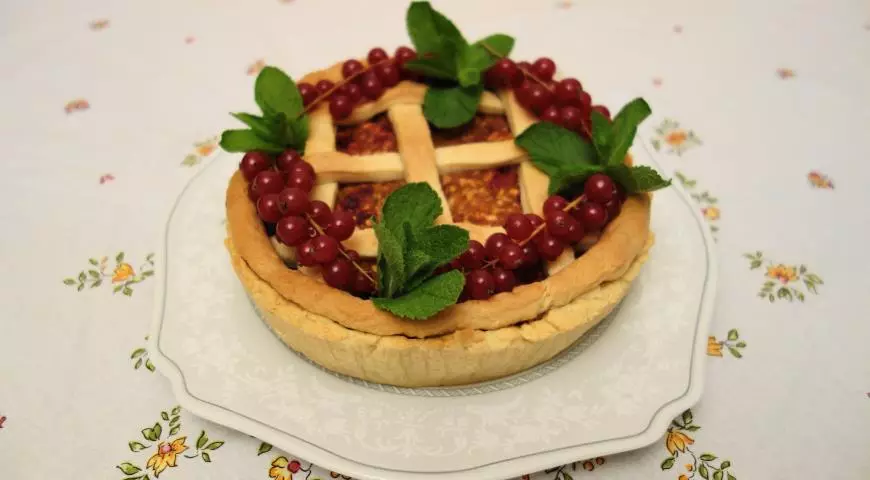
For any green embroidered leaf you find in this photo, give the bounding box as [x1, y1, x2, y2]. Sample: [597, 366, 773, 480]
[169, 416, 180, 426]
[257, 442, 273, 455]
[161, 411, 169, 421]
[141, 426, 158, 442]
[720, 460, 732, 469]
[423, 84, 483, 128]
[201, 452, 211, 463]
[128, 441, 147, 452]
[123, 286, 133, 297]
[515, 122, 598, 177]
[735, 341, 746, 348]
[728, 473, 737, 480]
[145, 359, 155, 372]
[727, 329, 739, 341]
[682, 410, 693, 425]
[606, 98, 651, 166]
[686, 424, 701, 431]
[406, 1, 467, 60]
[78, 272, 86, 282]
[220, 129, 284, 154]
[713, 470, 724, 480]
[660, 457, 675, 470]
[700, 453, 717, 461]
[728, 346, 743, 358]
[89, 258, 99, 266]
[117, 463, 141, 475]
[169, 424, 181, 436]
[196, 430, 208, 449]
[153, 423, 162, 440]
[254, 66, 304, 120]
[116, 252, 125, 263]
[63, 278, 76, 285]
[373, 270, 465, 320]
[205, 441, 224, 450]
[699, 464, 709, 479]
[171, 406, 181, 415]
[474, 33, 514, 59]
[134, 358, 143, 369]
[91, 279, 102, 288]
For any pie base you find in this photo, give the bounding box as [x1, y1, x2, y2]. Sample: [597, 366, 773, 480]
[227, 236, 652, 388]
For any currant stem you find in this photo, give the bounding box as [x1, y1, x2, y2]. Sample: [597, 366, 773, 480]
[299, 58, 394, 118]
[479, 42, 556, 93]
[304, 213, 376, 286]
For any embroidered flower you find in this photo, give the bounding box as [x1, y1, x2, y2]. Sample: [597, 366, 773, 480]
[145, 437, 188, 477]
[665, 430, 694, 456]
[702, 206, 720, 220]
[808, 171, 834, 189]
[64, 99, 90, 114]
[112, 263, 135, 283]
[269, 457, 301, 480]
[707, 337, 723, 357]
[766, 264, 797, 284]
[665, 131, 689, 147]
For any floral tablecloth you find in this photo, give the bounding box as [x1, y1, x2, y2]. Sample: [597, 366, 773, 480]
[2, 0, 869, 479]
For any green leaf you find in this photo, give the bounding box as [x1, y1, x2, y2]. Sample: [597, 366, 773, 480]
[682, 410, 693, 425]
[201, 452, 211, 463]
[169, 416, 180, 426]
[686, 424, 701, 431]
[147, 253, 156, 263]
[727, 329, 739, 341]
[563, 473, 574, 480]
[141, 427, 158, 442]
[254, 66, 304, 120]
[699, 464, 709, 479]
[373, 221, 406, 298]
[181, 154, 200, 166]
[129, 441, 147, 452]
[728, 473, 737, 480]
[728, 346, 743, 358]
[123, 286, 133, 297]
[220, 129, 283, 154]
[117, 463, 141, 475]
[713, 470, 724, 480]
[89, 258, 99, 266]
[230, 112, 279, 142]
[63, 278, 76, 285]
[153, 423, 162, 440]
[196, 430, 208, 449]
[456, 45, 493, 87]
[282, 112, 309, 153]
[116, 252, 125, 263]
[700, 453, 717, 461]
[134, 358, 143, 369]
[205, 441, 224, 450]
[161, 411, 169, 421]
[76, 283, 85, 292]
[515, 122, 598, 176]
[403, 58, 457, 80]
[91, 279, 103, 288]
[589, 110, 612, 158]
[607, 98, 652, 166]
[406, 2, 467, 60]
[404, 224, 469, 291]
[78, 272, 86, 282]
[605, 163, 637, 193]
[735, 341, 746, 348]
[373, 270, 465, 320]
[608, 164, 671, 193]
[423, 84, 482, 128]
[720, 460, 731, 469]
[88, 269, 100, 278]
[169, 424, 181, 436]
[381, 183, 443, 234]
[258, 442, 273, 455]
[474, 33, 514, 59]
[548, 164, 604, 195]
[171, 406, 181, 415]
[660, 457, 675, 470]
[145, 359, 155, 372]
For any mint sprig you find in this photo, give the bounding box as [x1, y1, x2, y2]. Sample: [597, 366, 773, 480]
[371, 183, 469, 320]
[515, 98, 671, 194]
[404, 1, 513, 128]
[220, 66, 309, 154]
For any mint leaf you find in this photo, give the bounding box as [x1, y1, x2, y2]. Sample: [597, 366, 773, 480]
[254, 66, 304, 119]
[373, 221, 405, 298]
[457, 45, 493, 87]
[604, 163, 637, 192]
[423, 84, 482, 128]
[628, 165, 671, 192]
[589, 110, 611, 159]
[403, 58, 456, 80]
[404, 224, 468, 291]
[406, 2, 467, 60]
[373, 270, 465, 320]
[231, 113, 278, 141]
[607, 98, 651, 166]
[220, 129, 283, 153]
[381, 183, 443, 234]
[281, 112, 309, 152]
[548, 164, 604, 195]
[514, 122, 597, 176]
[474, 34, 514, 59]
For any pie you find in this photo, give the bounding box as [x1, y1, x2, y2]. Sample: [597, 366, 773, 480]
[223, 6, 660, 387]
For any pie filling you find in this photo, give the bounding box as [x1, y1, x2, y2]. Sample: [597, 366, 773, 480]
[430, 113, 512, 146]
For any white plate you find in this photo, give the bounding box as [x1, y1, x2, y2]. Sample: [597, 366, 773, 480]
[149, 143, 717, 480]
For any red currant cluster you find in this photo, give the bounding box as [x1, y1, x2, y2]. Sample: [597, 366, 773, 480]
[296, 46, 419, 121]
[483, 56, 609, 136]
[239, 149, 376, 294]
[451, 173, 623, 301]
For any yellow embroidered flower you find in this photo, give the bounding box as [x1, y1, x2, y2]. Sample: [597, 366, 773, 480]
[808, 171, 833, 189]
[766, 264, 797, 284]
[707, 337, 723, 357]
[678, 475, 689, 480]
[665, 131, 688, 147]
[685, 463, 694, 471]
[270, 457, 302, 480]
[112, 263, 135, 283]
[145, 437, 188, 477]
[195, 143, 217, 157]
[64, 99, 90, 114]
[665, 430, 694, 456]
[702, 206, 720, 220]
[776, 68, 795, 79]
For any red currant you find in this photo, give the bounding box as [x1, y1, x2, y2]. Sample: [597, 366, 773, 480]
[592, 105, 611, 120]
[543, 195, 568, 216]
[287, 170, 314, 192]
[247, 183, 259, 201]
[504, 213, 533, 241]
[307, 200, 333, 226]
[532, 57, 557, 81]
[278, 187, 310, 216]
[252, 170, 284, 197]
[516, 82, 553, 114]
[577, 91, 592, 109]
[521, 243, 540, 265]
[526, 213, 545, 229]
[360, 72, 384, 100]
[276, 216, 308, 246]
[374, 63, 400, 88]
[315, 79, 335, 95]
[239, 151, 272, 181]
[467, 269, 495, 300]
[492, 267, 516, 293]
[484, 59, 520, 89]
[367, 47, 389, 65]
[256, 193, 282, 223]
[604, 198, 621, 219]
[326, 210, 355, 241]
[498, 241, 524, 270]
[539, 105, 560, 124]
[485, 233, 511, 259]
[459, 240, 486, 270]
[298, 82, 317, 106]
[352, 270, 375, 294]
[554, 78, 583, 106]
[323, 258, 352, 289]
[276, 149, 301, 172]
[546, 210, 577, 239]
[338, 82, 362, 104]
[311, 235, 339, 264]
[345, 249, 361, 262]
[535, 232, 565, 260]
[575, 202, 608, 230]
[584, 174, 616, 203]
[565, 220, 585, 243]
[394, 46, 417, 69]
[329, 94, 353, 120]
[289, 160, 314, 179]
[559, 106, 584, 131]
[341, 59, 365, 80]
[296, 240, 317, 266]
[516, 60, 533, 75]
